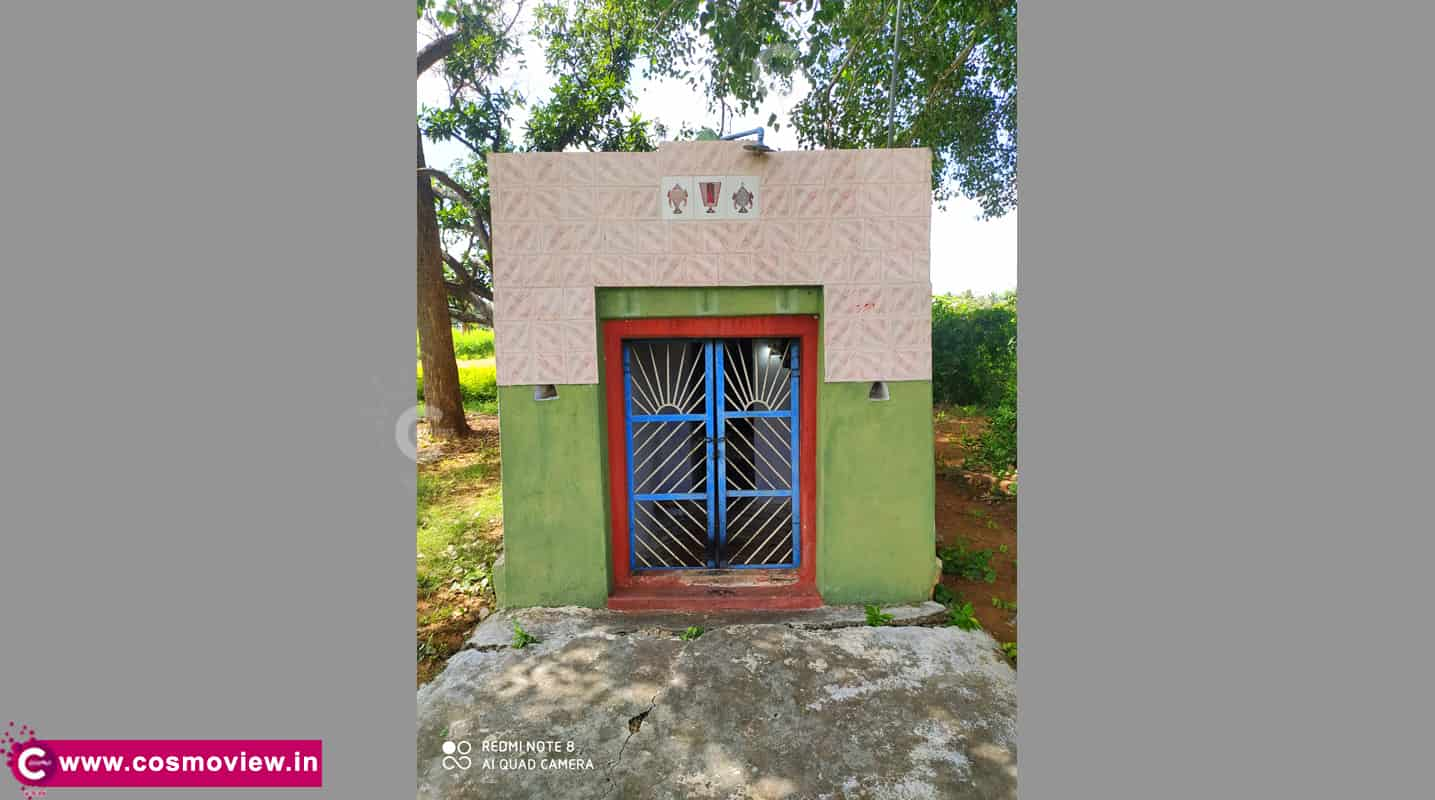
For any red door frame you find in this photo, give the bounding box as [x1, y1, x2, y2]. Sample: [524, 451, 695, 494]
[603, 315, 819, 598]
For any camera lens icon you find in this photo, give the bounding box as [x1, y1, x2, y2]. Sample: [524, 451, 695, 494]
[441, 740, 472, 770]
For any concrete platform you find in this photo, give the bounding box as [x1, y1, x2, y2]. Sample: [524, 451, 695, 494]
[417, 604, 1016, 799]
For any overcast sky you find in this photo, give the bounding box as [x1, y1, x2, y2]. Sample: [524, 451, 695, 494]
[418, 19, 1016, 296]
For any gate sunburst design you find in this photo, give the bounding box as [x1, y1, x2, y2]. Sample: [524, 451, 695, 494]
[622, 337, 800, 571]
[625, 340, 712, 569]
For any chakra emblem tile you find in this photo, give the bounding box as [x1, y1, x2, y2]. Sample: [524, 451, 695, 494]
[727, 175, 760, 218]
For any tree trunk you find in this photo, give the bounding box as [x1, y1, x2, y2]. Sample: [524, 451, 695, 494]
[417, 129, 471, 437]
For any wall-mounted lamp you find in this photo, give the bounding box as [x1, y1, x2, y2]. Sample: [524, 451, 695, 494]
[720, 127, 774, 154]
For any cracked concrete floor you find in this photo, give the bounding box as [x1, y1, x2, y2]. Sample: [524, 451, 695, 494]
[417, 604, 1016, 799]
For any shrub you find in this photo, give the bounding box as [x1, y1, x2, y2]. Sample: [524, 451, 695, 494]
[457, 365, 498, 404]
[939, 539, 997, 583]
[963, 369, 1017, 475]
[451, 328, 495, 360]
[933, 583, 957, 606]
[930, 291, 1016, 408]
[946, 602, 983, 631]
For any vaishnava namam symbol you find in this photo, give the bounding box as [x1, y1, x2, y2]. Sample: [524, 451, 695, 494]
[731, 183, 754, 214]
[699, 180, 722, 214]
[666, 182, 689, 214]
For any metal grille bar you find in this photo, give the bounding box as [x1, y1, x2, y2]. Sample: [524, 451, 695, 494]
[625, 340, 715, 570]
[716, 338, 800, 568]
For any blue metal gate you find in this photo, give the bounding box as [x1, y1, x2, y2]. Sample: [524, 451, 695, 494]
[623, 337, 799, 571]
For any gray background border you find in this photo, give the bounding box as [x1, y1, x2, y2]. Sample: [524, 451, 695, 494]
[1, 1, 1432, 797]
[1020, 1, 1433, 796]
[1, 2, 414, 798]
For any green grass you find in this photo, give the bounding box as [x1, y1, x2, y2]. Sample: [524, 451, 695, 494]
[417, 399, 497, 416]
[417, 460, 493, 504]
[415, 327, 500, 414]
[418, 328, 494, 360]
[416, 490, 502, 591]
[417, 362, 498, 413]
[417, 453, 503, 602]
[511, 619, 537, 649]
[415, 414, 503, 684]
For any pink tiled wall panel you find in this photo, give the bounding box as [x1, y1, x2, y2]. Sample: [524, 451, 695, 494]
[488, 141, 933, 385]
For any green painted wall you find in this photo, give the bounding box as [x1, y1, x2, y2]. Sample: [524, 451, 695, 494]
[596, 286, 821, 319]
[492, 383, 610, 608]
[816, 379, 939, 604]
[496, 285, 937, 608]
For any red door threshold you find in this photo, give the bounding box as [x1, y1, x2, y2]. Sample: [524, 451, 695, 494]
[608, 586, 823, 612]
[608, 569, 822, 612]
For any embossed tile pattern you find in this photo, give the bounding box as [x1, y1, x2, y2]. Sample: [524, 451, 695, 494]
[489, 142, 932, 384]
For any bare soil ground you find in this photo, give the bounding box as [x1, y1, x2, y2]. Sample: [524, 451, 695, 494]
[932, 408, 1018, 652]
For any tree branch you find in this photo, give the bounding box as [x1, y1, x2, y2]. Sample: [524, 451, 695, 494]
[444, 252, 474, 284]
[813, 2, 887, 145]
[448, 305, 492, 326]
[923, 31, 980, 106]
[428, 181, 469, 207]
[501, 0, 526, 40]
[448, 291, 494, 325]
[421, 167, 494, 260]
[418, 32, 461, 77]
[443, 253, 493, 301]
[449, 130, 483, 155]
[418, 167, 477, 207]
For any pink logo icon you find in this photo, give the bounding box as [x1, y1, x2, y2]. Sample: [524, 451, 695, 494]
[4, 722, 49, 799]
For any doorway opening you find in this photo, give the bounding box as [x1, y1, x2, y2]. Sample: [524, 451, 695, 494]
[603, 316, 820, 610]
[623, 336, 799, 570]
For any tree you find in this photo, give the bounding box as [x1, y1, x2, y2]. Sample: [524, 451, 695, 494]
[702, 0, 1017, 218]
[415, 0, 523, 437]
[418, 0, 685, 328]
[417, 126, 469, 437]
